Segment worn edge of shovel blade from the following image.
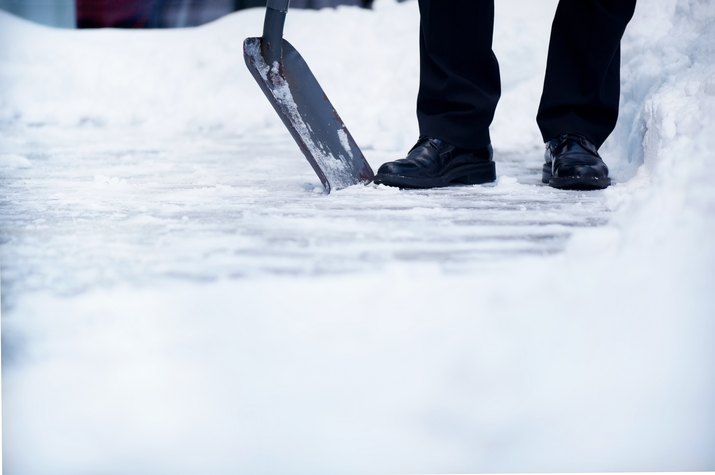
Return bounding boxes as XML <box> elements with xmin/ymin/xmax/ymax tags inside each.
<box><xmin>243</xmin><ymin>37</ymin><xmax>374</xmax><ymax>193</ymax></box>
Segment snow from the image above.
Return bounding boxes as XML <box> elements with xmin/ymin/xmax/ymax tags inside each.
<box><xmin>1</xmin><ymin>0</ymin><xmax>714</xmax><ymax>474</ymax></box>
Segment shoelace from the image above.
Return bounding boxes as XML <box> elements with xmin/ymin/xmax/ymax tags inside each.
<box><xmin>550</xmin><ymin>133</ymin><xmax>599</xmax><ymax>156</ymax></box>
<box><xmin>410</xmin><ymin>136</ymin><xmax>437</xmax><ymax>153</ymax></box>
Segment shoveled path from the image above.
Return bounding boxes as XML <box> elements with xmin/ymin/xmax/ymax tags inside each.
<box><xmin>0</xmin><ymin>125</ymin><xmax>611</xmax><ymax>309</ymax></box>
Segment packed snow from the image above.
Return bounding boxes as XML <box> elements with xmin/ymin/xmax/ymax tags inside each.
<box><xmin>1</xmin><ymin>0</ymin><xmax>714</xmax><ymax>474</ymax></box>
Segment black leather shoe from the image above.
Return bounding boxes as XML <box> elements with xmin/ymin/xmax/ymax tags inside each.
<box><xmin>542</xmin><ymin>133</ymin><xmax>611</xmax><ymax>190</ymax></box>
<box><xmin>374</xmin><ymin>137</ymin><xmax>496</xmax><ymax>188</ymax></box>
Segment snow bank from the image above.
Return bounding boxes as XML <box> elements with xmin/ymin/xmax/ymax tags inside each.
<box><xmin>0</xmin><ymin>3</ymin><xmax>420</xmax><ymax>151</ymax></box>
<box><xmin>1</xmin><ymin>0</ymin><xmax>714</xmax><ymax>474</ymax></box>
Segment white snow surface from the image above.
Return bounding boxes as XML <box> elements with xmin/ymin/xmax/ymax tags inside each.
<box><xmin>1</xmin><ymin>0</ymin><xmax>714</xmax><ymax>474</ymax></box>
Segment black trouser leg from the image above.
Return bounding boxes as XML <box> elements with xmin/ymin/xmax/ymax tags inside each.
<box><xmin>537</xmin><ymin>0</ymin><xmax>637</xmax><ymax>148</ymax></box>
<box><xmin>417</xmin><ymin>0</ymin><xmax>500</xmax><ymax>150</ymax></box>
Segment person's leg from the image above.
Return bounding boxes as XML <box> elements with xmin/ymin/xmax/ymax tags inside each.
<box><xmin>537</xmin><ymin>0</ymin><xmax>637</xmax><ymax>148</ymax></box>
<box><xmin>374</xmin><ymin>0</ymin><xmax>499</xmax><ymax>188</ymax></box>
<box><xmin>417</xmin><ymin>0</ymin><xmax>500</xmax><ymax>150</ymax></box>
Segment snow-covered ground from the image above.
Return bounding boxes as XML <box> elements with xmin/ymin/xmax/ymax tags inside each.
<box><xmin>1</xmin><ymin>0</ymin><xmax>714</xmax><ymax>473</ymax></box>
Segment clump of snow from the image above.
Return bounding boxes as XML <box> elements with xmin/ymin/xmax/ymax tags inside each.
<box><xmin>336</xmin><ymin>128</ymin><xmax>353</xmax><ymax>159</ymax></box>
<box><xmin>1</xmin><ymin>0</ymin><xmax>714</xmax><ymax>474</ymax></box>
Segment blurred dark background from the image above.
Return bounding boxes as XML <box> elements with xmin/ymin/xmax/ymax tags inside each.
<box><xmin>76</xmin><ymin>0</ymin><xmax>375</xmax><ymax>28</ymax></box>
<box><xmin>0</xmin><ymin>0</ymin><xmax>376</xmax><ymax>28</ymax></box>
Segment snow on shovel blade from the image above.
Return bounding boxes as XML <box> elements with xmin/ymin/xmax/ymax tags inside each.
<box><xmin>244</xmin><ymin>37</ymin><xmax>374</xmax><ymax>193</ymax></box>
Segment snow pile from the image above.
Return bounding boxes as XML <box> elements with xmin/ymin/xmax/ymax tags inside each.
<box><xmin>0</xmin><ymin>3</ymin><xmax>419</xmax><ymax>150</ymax></box>
<box><xmin>597</xmin><ymin>0</ymin><xmax>715</xmax><ymax>273</ymax></box>
<box><xmin>606</xmin><ymin>0</ymin><xmax>715</xmax><ymax>177</ymax></box>
<box><xmin>1</xmin><ymin>0</ymin><xmax>714</xmax><ymax>474</ymax></box>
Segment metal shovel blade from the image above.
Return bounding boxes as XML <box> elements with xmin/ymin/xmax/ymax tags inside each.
<box><xmin>244</xmin><ymin>37</ymin><xmax>374</xmax><ymax>193</ymax></box>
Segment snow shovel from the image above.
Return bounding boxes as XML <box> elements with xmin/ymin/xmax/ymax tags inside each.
<box><xmin>243</xmin><ymin>0</ymin><xmax>374</xmax><ymax>193</ymax></box>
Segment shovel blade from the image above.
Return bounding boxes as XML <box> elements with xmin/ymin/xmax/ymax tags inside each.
<box><xmin>244</xmin><ymin>37</ymin><xmax>374</xmax><ymax>193</ymax></box>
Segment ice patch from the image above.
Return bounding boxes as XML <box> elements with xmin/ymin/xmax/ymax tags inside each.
<box><xmin>93</xmin><ymin>175</ymin><xmax>127</xmax><ymax>186</ymax></box>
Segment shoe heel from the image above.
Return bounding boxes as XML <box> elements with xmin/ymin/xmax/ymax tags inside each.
<box><xmin>453</xmin><ymin>162</ymin><xmax>496</xmax><ymax>185</ymax></box>
<box><xmin>542</xmin><ymin>163</ymin><xmax>552</xmax><ymax>184</ymax></box>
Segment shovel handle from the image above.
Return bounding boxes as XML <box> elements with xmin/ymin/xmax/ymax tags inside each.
<box><xmin>262</xmin><ymin>0</ymin><xmax>290</xmax><ymax>65</ymax></box>
<box><xmin>266</xmin><ymin>0</ymin><xmax>289</xmax><ymax>12</ymax></box>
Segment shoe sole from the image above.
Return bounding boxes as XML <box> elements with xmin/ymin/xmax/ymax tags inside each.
<box><xmin>374</xmin><ymin>162</ymin><xmax>496</xmax><ymax>189</ymax></box>
<box><xmin>542</xmin><ymin>163</ymin><xmax>610</xmax><ymax>190</ymax></box>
